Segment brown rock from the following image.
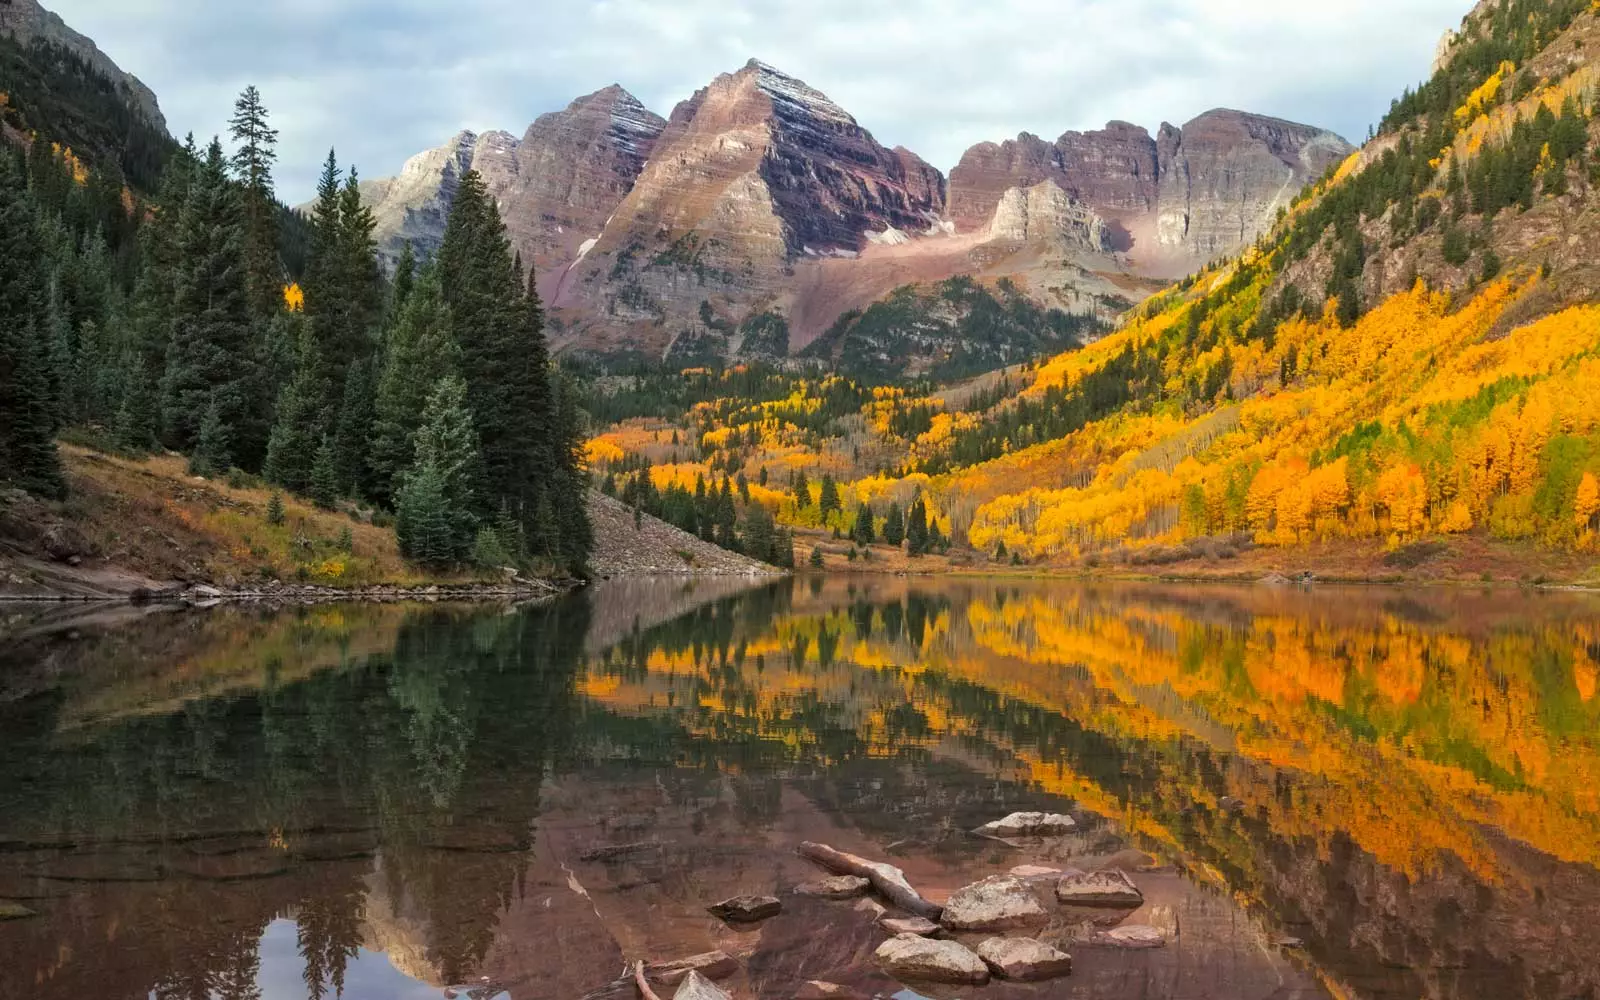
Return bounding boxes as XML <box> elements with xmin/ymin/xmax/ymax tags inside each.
<box><xmin>1089</xmin><ymin>925</ymin><xmax>1167</xmax><ymax>949</ymax></box>
<box><xmin>874</xmin><ymin>933</ymin><xmax>990</xmax><ymax>985</ymax></box>
<box><xmin>794</xmin><ymin>875</ymin><xmax>870</xmax><ymax>900</ymax></box>
<box><xmin>1056</xmin><ymin>869</ymin><xmax>1144</xmax><ymax>907</ymax></box>
<box><xmin>940</xmin><ymin>876</ymin><xmax>1047</xmax><ymax>932</ymax></box>
<box><xmin>880</xmin><ymin>915</ymin><xmax>939</xmax><ymax>936</ymax></box>
<box><xmin>672</xmin><ymin>971</ymin><xmax>732</xmax><ymax>1000</ymax></box>
<box><xmin>644</xmin><ymin>951</ymin><xmax>738</xmax><ymax>987</ymax></box>
<box><xmin>0</xmin><ymin>900</ymin><xmax>38</xmax><ymax>920</ymax></box>
<box><xmin>974</xmin><ymin>811</ymin><xmax>1077</xmax><ymax>838</ymax></box>
<box><xmin>708</xmin><ymin>894</ymin><xmax>782</xmax><ymax>923</ymax></box>
<box><xmin>977</xmin><ymin>937</ymin><xmax>1074</xmax><ymax>981</ymax></box>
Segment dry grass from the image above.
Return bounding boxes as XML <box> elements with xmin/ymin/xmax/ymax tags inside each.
<box><xmin>57</xmin><ymin>446</ymin><xmax>492</xmax><ymax>587</ymax></box>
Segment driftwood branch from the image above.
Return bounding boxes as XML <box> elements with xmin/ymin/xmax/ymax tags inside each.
<box><xmin>796</xmin><ymin>841</ymin><xmax>943</xmax><ymax>920</ymax></box>
<box><xmin>634</xmin><ymin>961</ymin><xmax>664</xmax><ymax>1000</ymax></box>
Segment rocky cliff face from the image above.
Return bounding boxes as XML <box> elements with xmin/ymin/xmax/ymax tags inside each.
<box><xmin>361</xmin><ymin>86</ymin><xmax>665</xmax><ymax>282</ymax></box>
<box><xmin>949</xmin><ymin>111</ymin><xmax>1351</xmax><ymax>271</ymax></box>
<box><xmin>364</xmin><ymin>62</ymin><xmax>1347</xmax><ymax>368</ymax></box>
<box><xmin>0</xmin><ymin>0</ymin><xmax>166</xmax><ymax>129</ymax></box>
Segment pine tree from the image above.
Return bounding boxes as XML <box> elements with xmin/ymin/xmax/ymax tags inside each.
<box><xmin>369</xmin><ymin>266</ymin><xmax>459</xmax><ymax>506</ymax></box>
<box><xmin>851</xmin><ymin>503</ymin><xmax>875</xmax><ymax>546</ymax></box>
<box><xmin>336</xmin><ymin>169</ymin><xmax>382</xmax><ymax>356</ymax></box>
<box><xmin>809</xmin><ymin>545</ymin><xmax>824</xmax><ymax>569</ymax></box>
<box><xmin>883</xmin><ymin>502</ymin><xmax>905</xmax><ymax>548</ymax></box>
<box><xmin>793</xmin><ymin>470</ymin><xmax>810</xmax><ymax>507</ymax></box>
<box><xmin>309</xmin><ymin>436</ymin><xmax>339</xmax><ymax>508</ymax></box>
<box><xmin>906</xmin><ymin>497</ymin><xmax>929</xmax><ymax>556</ymax></box>
<box><xmin>0</xmin><ymin>151</ymin><xmax>66</xmax><ymax>497</ymax></box>
<box><xmin>266</xmin><ymin>489</ymin><xmax>286</xmax><ymax>526</ymax></box>
<box><xmin>264</xmin><ymin>321</ymin><xmax>332</xmax><ymax>493</ymax></box>
<box><xmin>227</xmin><ymin>85</ymin><xmax>281</xmax><ymax>319</ymax></box>
<box><xmin>190</xmin><ymin>391</ymin><xmax>233</xmax><ymax>477</ymax></box>
<box><xmin>818</xmin><ymin>475</ymin><xmax>841</xmax><ymax>519</ymax></box>
<box><xmin>550</xmin><ymin>371</ymin><xmax>594</xmax><ymax>572</ymax></box>
<box><xmin>114</xmin><ymin>354</ymin><xmax>160</xmax><ymax>452</ymax></box>
<box><xmin>331</xmin><ymin>359</ymin><xmax>375</xmax><ymax>499</ymax></box>
<box><xmin>390</xmin><ymin>242</ymin><xmax>416</xmax><ymax>318</ymax></box>
<box><xmin>160</xmin><ymin>138</ymin><xmax>260</xmax><ymax>457</ymax></box>
<box><xmin>396</xmin><ymin>375</ymin><xmax>479</xmax><ymax>566</ymax></box>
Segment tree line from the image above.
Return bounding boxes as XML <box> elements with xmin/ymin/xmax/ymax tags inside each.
<box><xmin>0</xmin><ymin>85</ymin><xmax>589</xmax><ymax>574</ymax></box>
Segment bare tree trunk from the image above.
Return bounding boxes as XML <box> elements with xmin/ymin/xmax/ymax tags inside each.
<box><xmin>797</xmin><ymin>841</ymin><xmax>943</xmax><ymax>919</ymax></box>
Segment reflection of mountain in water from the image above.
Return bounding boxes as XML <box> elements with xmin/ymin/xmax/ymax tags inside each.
<box><xmin>0</xmin><ymin>581</ymin><xmax>1596</xmax><ymax>1000</ymax></box>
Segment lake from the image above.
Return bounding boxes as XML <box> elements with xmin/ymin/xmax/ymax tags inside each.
<box><xmin>1</xmin><ymin>579</ymin><xmax>1597</xmax><ymax>1000</ymax></box>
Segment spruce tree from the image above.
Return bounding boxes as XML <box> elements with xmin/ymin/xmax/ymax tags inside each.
<box><xmin>264</xmin><ymin>321</ymin><xmax>332</xmax><ymax>493</ymax></box>
<box><xmin>331</xmin><ymin>359</ymin><xmax>376</xmax><ymax>500</ymax></box>
<box><xmin>396</xmin><ymin>375</ymin><xmax>479</xmax><ymax>566</ymax></box>
<box><xmin>190</xmin><ymin>392</ymin><xmax>233</xmax><ymax>477</ymax></box>
<box><xmin>309</xmin><ymin>436</ymin><xmax>339</xmax><ymax>508</ymax></box>
<box><xmin>159</xmin><ymin>138</ymin><xmax>260</xmax><ymax>457</ymax></box>
<box><xmin>390</xmin><ymin>242</ymin><xmax>416</xmax><ymax>318</ymax></box>
<box><xmin>906</xmin><ymin>498</ymin><xmax>929</xmax><ymax>556</ymax></box>
<box><xmin>851</xmin><ymin>503</ymin><xmax>875</xmax><ymax>546</ymax></box>
<box><xmin>550</xmin><ymin>371</ymin><xmax>594</xmax><ymax>572</ymax></box>
<box><xmin>266</xmin><ymin>489</ymin><xmax>286</xmax><ymax>526</ymax></box>
<box><xmin>227</xmin><ymin>85</ymin><xmax>281</xmax><ymax>319</ymax></box>
<box><xmin>883</xmin><ymin>502</ymin><xmax>905</xmax><ymax>548</ymax></box>
<box><xmin>369</xmin><ymin>266</ymin><xmax>459</xmax><ymax>505</ymax></box>
<box><xmin>0</xmin><ymin>152</ymin><xmax>66</xmax><ymax>497</ymax></box>
<box><xmin>818</xmin><ymin>475</ymin><xmax>841</xmax><ymax>519</ymax></box>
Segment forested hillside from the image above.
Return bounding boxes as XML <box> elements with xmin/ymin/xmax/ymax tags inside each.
<box><xmin>585</xmin><ymin>0</ymin><xmax>1600</xmax><ymax>579</ymax></box>
<box><xmin>0</xmin><ymin>80</ymin><xmax>592</xmax><ymax>580</ymax></box>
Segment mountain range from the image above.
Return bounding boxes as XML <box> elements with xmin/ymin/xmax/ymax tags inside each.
<box><xmin>357</xmin><ymin>60</ymin><xmax>1352</xmax><ymax>365</ymax></box>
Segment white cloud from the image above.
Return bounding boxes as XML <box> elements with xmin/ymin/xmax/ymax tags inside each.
<box><xmin>46</xmin><ymin>0</ymin><xmax>1468</xmax><ymax>201</ymax></box>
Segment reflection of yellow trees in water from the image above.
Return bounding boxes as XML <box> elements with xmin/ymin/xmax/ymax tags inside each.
<box><xmin>581</xmin><ymin>584</ymin><xmax>1600</xmax><ymax>884</ymax></box>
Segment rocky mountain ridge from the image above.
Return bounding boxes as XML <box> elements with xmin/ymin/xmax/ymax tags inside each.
<box><xmin>0</xmin><ymin>0</ymin><xmax>165</xmax><ymax>129</ymax></box>
<box><xmin>359</xmin><ymin>62</ymin><xmax>1352</xmax><ymax>370</ymax></box>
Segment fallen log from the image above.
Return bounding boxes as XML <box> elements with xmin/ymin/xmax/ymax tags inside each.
<box><xmin>796</xmin><ymin>841</ymin><xmax>942</xmax><ymax>920</ymax></box>
<box><xmin>634</xmin><ymin>961</ymin><xmax>664</xmax><ymax>1000</ymax></box>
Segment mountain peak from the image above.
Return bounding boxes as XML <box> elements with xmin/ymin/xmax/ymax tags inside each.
<box><xmin>0</xmin><ymin>0</ymin><xmax>166</xmax><ymax>129</ymax></box>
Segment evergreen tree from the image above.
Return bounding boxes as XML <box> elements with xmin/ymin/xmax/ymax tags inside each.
<box><xmin>396</xmin><ymin>375</ymin><xmax>479</xmax><ymax>566</ymax></box>
<box><xmin>906</xmin><ymin>497</ymin><xmax>929</xmax><ymax>556</ymax></box>
<box><xmin>266</xmin><ymin>489</ymin><xmax>285</xmax><ymax>526</ymax></box>
<box><xmin>883</xmin><ymin>502</ymin><xmax>905</xmax><ymax>548</ymax></box>
<box><xmin>851</xmin><ymin>503</ymin><xmax>875</xmax><ymax>546</ymax></box>
<box><xmin>309</xmin><ymin>436</ymin><xmax>339</xmax><ymax>508</ymax></box>
<box><xmin>0</xmin><ymin>152</ymin><xmax>66</xmax><ymax>497</ymax></box>
<box><xmin>793</xmin><ymin>470</ymin><xmax>810</xmax><ymax>508</ymax></box>
<box><xmin>818</xmin><ymin>475</ymin><xmax>841</xmax><ymax>519</ymax></box>
<box><xmin>159</xmin><ymin>138</ymin><xmax>260</xmax><ymax>458</ymax></box>
<box><xmin>114</xmin><ymin>354</ymin><xmax>160</xmax><ymax>452</ymax></box>
<box><xmin>549</xmin><ymin>371</ymin><xmax>594</xmax><ymax>572</ymax></box>
<box><xmin>227</xmin><ymin>85</ymin><xmax>281</xmax><ymax>319</ymax></box>
<box><xmin>809</xmin><ymin>545</ymin><xmax>824</xmax><ymax>569</ymax></box>
<box><xmin>390</xmin><ymin>242</ymin><xmax>416</xmax><ymax>318</ymax></box>
<box><xmin>369</xmin><ymin>266</ymin><xmax>459</xmax><ymax>505</ymax></box>
<box><xmin>190</xmin><ymin>391</ymin><xmax>233</xmax><ymax>477</ymax></box>
<box><xmin>331</xmin><ymin>359</ymin><xmax>376</xmax><ymax>499</ymax></box>
<box><xmin>264</xmin><ymin>321</ymin><xmax>332</xmax><ymax>493</ymax></box>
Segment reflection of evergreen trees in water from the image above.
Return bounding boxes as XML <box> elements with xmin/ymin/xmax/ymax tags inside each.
<box><xmin>0</xmin><ymin>597</ymin><xmax>591</xmax><ymax>998</ymax></box>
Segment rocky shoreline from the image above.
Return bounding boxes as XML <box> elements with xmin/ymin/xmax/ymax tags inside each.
<box><xmin>0</xmin><ymin>577</ymin><xmax>576</xmax><ymax>606</ymax></box>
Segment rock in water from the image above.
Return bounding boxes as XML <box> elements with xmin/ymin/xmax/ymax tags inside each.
<box><xmin>794</xmin><ymin>875</ymin><xmax>870</xmax><ymax>899</ymax></box>
<box><xmin>875</xmin><ymin>933</ymin><xmax>990</xmax><ymax>985</ymax></box>
<box><xmin>973</xmin><ymin>811</ymin><xmax>1077</xmax><ymax>838</ymax></box>
<box><xmin>0</xmin><ymin>900</ymin><xmax>38</xmax><ymax>920</ymax></box>
<box><xmin>1089</xmin><ymin>925</ymin><xmax>1167</xmax><ymax>949</ymax></box>
<box><xmin>880</xmin><ymin>915</ymin><xmax>939</xmax><ymax>936</ymax></box>
<box><xmin>977</xmin><ymin>937</ymin><xmax>1074</xmax><ymax>981</ymax></box>
<box><xmin>1009</xmin><ymin>864</ymin><xmax>1064</xmax><ymax>880</ymax></box>
<box><xmin>673</xmin><ymin>970</ymin><xmax>732</xmax><ymax>1000</ymax></box>
<box><xmin>644</xmin><ymin>951</ymin><xmax>738</xmax><ymax>987</ymax></box>
<box><xmin>1056</xmin><ymin>869</ymin><xmax>1144</xmax><ymax>907</ymax></box>
<box><xmin>707</xmin><ymin>894</ymin><xmax>782</xmax><ymax>922</ymax></box>
<box><xmin>940</xmin><ymin>876</ymin><xmax>1047</xmax><ymax>932</ymax></box>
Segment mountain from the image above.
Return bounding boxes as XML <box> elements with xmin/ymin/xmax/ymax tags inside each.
<box><xmin>0</xmin><ymin>0</ymin><xmax>172</xmax><ymax>188</ymax></box>
<box><xmin>948</xmin><ymin>111</ymin><xmax>1353</xmax><ymax>275</ymax></box>
<box><xmin>359</xmin><ymin>85</ymin><xmax>666</xmax><ymax>288</ymax></box>
<box><xmin>363</xmin><ymin>62</ymin><xmax>1349</xmax><ymax>369</ymax></box>
<box><xmin>0</xmin><ymin>0</ymin><xmax>164</xmax><ymax>129</ymax></box>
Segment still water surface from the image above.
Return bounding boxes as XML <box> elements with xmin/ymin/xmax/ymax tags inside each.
<box><xmin>1</xmin><ymin>579</ymin><xmax>1598</xmax><ymax>1000</ymax></box>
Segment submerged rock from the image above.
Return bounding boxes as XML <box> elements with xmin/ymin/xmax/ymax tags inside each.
<box><xmin>880</xmin><ymin>915</ymin><xmax>939</xmax><ymax>936</ymax></box>
<box><xmin>875</xmin><ymin>933</ymin><xmax>990</xmax><ymax>984</ymax></box>
<box><xmin>1009</xmin><ymin>864</ymin><xmax>1064</xmax><ymax>879</ymax></box>
<box><xmin>1089</xmin><ymin>925</ymin><xmax>1167</xmax><ymax>949</ymax></box>
<box><xmin>977</xmin><ymin>936</ymin><xmax>1074</xmax><ymax>981</ymax></box>
<box><xmin>973</xmin><ymin>811</ymin><xmax>1077</xmax><ymax>838</ymax></box>
<box><xmin>1056</xmin><ymin>869</ymin><xmax>1144</xmax><ymax>907</ymax></box>
<box><xmin>672</xmin><ymin>971</ymin><xmax>732</xmax><ymax>1000</ymax></box>
<box><xmin>940</xmin><ymin>875</ymin><xmax>1047</xmax><ymax>932</ymax></box>
<box><xmin>645</xmin><ymin>951</ymin><xmax>738</xmax><ymax>987</ymax></box>
<box><xmin>794</xmin><ymin>875</ymin><xmax>870</xmax><ymax>899</ymax></box>
<box><xmin>708</xmin><ymin>894</ymin><xmax>782</xmax><ymax>922</ymax></box>
<box><xmin>0</xmin><ymin>900</ymin><xmax>37</xmax><ymax>920</ymax></box>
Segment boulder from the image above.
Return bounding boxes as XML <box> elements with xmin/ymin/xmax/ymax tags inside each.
<box><xmin>1089</xmin><ymin>925</ymin><xmax>1166</xmax><ymax>949</ymax></box>
<box><xmin>708</xmin><ymin>894</ymin><xmax>781</xmax><ymax>922</ymax></box>
<box><xmin>1056</xmin><ymin>869</ymin><xmax>1143</xmax><ymax>907</ymax></box>
<box><xmin>940</xmin><ymin>876</ymin><xmax>1047</xmax><ymax>932</ymax></box>
<box><xmin>977</xmin><ymin>937</ymin><xmax>1074</xmax><ymax>981</ymax></box>
<box><xmin>880</xmin><ymin>915</ymin><xmax>939</xmax><ymax>936</ymax></box>
<box><xmin>673</xmin><ymin>971</ymin><xmax>732</xmax><ymax>1000</ymax></box>
<box><xmin>1009</xmin><ymin>864</ymin><xmax>1064</xmax><ymax>882</ymax></box>
<box><xmin>974</xmin><ymin>811</ymin><xmax>1077</xmax><ymax>838</ymax></box>
<box><xmin>794</xmin><ymin>875</ymin><xmax>870</xmax><ymax>900</ymax></box>
<box><xmin>645</xmin><ymin>951</ymin><xmax>738</xmax><ymax>987</ymax></box>
<box><xmin>874</xmin><ymin>933</ymin><xmax>990</xmax><ymax>985</ymax></box>
<box><xmin>853</xmin><ymin>897</ymin><xmax>888</xmax><ymax>920</ymax></box>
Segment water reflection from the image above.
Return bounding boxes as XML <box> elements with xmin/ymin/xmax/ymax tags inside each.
<box><xmin>0</xmin><ymin>580</ymin><xmax>1596</xmax><ymax>1000</ymax></box>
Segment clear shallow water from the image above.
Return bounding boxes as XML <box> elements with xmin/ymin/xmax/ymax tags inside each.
<box><xmin>1</xmin><ymin>579</ymin><xmax>1598</xmax><ymax>1000</ymax></box>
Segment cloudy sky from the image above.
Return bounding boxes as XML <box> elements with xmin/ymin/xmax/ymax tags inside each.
<box><xmin>51</xmin><ymin>0</ymin><xmax>1469</xmax><ymax>203</ymax></box>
